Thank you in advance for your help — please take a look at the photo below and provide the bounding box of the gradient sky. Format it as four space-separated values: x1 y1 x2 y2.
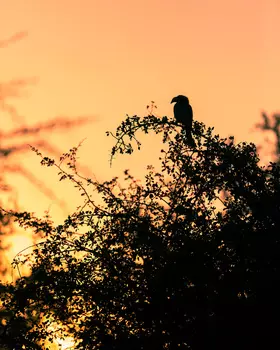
1 0 280 276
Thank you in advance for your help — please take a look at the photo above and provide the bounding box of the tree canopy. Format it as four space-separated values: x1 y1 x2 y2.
1 113 280 349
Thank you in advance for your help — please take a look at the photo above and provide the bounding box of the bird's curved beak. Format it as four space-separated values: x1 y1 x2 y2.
171 97 176 104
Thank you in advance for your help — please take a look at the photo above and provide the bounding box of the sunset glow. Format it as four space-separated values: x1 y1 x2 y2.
1 0 280 322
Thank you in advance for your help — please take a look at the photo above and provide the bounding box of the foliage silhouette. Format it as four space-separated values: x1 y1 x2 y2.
0 74 92 277
1 113 280 349
255 111 280 164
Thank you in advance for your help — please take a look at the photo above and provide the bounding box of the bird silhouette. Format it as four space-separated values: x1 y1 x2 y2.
171 95 195 146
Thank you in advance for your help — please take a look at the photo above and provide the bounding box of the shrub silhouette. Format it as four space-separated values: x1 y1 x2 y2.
1 114 280 349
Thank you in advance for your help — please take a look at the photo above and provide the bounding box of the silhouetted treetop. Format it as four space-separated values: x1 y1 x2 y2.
0 112 280 349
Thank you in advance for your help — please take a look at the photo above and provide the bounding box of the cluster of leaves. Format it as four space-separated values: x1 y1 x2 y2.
1 114 280 349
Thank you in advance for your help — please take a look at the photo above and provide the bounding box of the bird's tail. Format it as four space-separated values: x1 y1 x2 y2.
184 129 195 147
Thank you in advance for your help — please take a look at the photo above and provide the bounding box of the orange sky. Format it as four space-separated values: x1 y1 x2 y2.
1 0 280 275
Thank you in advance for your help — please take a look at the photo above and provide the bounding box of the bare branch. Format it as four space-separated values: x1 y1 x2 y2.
0 31 28 48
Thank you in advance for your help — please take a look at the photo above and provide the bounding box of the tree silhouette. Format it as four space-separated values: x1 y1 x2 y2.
0 77 92 279
0 34 93 279
1 112 280 349
0 77 91 204
0 31 28 49
255 111 280 164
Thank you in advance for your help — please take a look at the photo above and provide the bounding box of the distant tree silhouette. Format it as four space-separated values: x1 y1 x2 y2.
1 110 280 349
0 31 28 48
0 34 93 278
0 78 91 204
0 78 92 279
255 111 280 164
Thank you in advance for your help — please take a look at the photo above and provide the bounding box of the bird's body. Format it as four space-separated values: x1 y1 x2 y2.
171 95 194 146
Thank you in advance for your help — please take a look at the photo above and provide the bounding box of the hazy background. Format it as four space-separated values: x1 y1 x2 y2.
1 0 280 276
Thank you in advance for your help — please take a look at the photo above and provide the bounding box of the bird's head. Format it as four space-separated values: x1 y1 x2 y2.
171 95 189 104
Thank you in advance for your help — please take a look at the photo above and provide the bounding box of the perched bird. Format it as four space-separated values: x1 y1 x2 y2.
171 95 195 146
